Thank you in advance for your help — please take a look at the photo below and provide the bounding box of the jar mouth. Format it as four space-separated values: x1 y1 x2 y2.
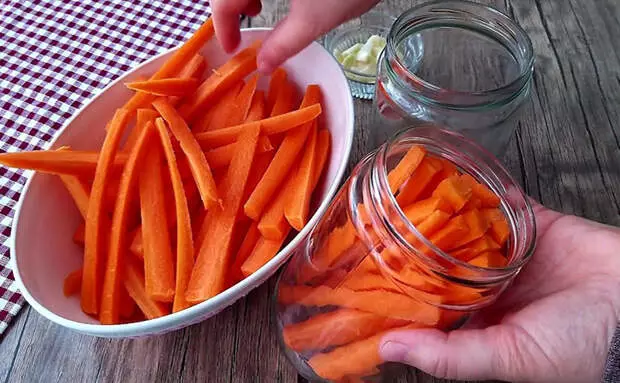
385 0 534 109
372 126 536 282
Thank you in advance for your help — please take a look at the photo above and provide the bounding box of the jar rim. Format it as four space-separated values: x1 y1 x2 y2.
385 0 535 109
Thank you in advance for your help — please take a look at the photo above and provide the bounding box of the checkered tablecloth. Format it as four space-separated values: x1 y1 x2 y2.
0 0 213 335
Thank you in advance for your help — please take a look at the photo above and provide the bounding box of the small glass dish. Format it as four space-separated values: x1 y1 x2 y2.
324 11 397 100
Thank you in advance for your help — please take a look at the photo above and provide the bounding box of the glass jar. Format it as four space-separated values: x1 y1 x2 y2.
273 126 536 382
371 0 534 157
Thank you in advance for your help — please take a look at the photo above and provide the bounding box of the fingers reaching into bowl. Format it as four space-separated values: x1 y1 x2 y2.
212 0 382 73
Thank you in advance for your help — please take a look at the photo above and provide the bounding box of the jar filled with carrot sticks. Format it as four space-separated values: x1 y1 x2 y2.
273 126 536 382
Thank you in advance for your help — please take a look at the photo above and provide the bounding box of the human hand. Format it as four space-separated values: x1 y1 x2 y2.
211 0 381 72
380 201 620 382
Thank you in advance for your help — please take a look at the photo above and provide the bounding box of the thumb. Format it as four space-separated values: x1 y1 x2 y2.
379 327 520 381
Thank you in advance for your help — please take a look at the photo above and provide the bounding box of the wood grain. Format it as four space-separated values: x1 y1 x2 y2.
3 0 620 382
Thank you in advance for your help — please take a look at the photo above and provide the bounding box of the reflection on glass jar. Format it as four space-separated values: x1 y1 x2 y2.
371 0 534 157
273 126 536 382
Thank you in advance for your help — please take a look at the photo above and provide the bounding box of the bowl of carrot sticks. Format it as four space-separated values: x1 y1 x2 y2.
4 20 355 337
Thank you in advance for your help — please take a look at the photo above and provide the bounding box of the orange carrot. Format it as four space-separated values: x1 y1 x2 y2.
124 109 159 152
123 18 215 113
396 157 442 206
179 40 261 122
245 85 322 220
245 90 266 122
257 169 297 241
63 268 83 297
284 121 318 230
482 208 511 246
169 54 207 106
341 272 401 293
100 121 154 324
447 209 490 250
266 67 287 114
228 74 259 125
152 98 220 209
469 251 507 268
203 136 273 168
139 140 175 302
126 78 199 97
59 175 90 219
119 285 137 319
411 210 452 239
73 223 86 245
311 129 331 188
270 81 296 117
0 150 127 177
283 308 409 352
460 174 501 208
450 235 501 261
387 145 426 193
240 230 290 277
195 103 322 148
229 221 261 283
432 176 473 212
402 196 453 226
419 158 460 199
82 108 130 315
428 215 470 251
186 123 261 302
192 81 243 132
155 118 195 312
123 256 169 319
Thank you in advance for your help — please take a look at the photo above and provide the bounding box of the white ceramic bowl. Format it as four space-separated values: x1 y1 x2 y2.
9 28 354 337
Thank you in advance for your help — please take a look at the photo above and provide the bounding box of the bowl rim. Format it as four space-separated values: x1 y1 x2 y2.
8 27 355 337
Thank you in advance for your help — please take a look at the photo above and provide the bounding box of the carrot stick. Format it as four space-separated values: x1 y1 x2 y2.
59 175 90 219
270 81 296 117
428 215 470 251
308 324 416 381
266 67 287 114
311 129 331 188
82 109 130 315
283 308 409 352
395 157 442 206
152 98 220 209
450 235 501 261
432 176 473 212
169 54 207 106
468 251 507 268
100 121 154 324
284 122 319 230
482 208 511 246
245 85 322 220
448 209 490 250
245 90 266 122
341 271 402 293
0 150 127 177
195 103 322 149
192 81 243 133
73 223 86 245
63 268 83 297
139 140 175 302
124 109 160 152
257 170 297 241
387 145 426 193
126 78 199 97
123 18 215 113
185 123 261 303
240 230 290 277
228 74 259 125
123 256 170 319
155 118 195 312
179 40 261 122
401 196 453 226
204 136 273 168
229 221 261 283
119 285 137 318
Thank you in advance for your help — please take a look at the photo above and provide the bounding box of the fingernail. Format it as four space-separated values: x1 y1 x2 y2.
380 341 409 362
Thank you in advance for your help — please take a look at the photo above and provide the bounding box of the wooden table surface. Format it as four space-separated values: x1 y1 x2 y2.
2 0 620 382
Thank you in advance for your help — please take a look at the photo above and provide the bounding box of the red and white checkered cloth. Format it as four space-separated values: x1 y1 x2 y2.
0 0 213 335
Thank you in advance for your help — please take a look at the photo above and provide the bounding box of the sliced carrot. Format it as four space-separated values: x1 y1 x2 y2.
270 81 296 117
450 235 501 261
0 150 127 177
119 285 137 318
123 18 215 113
419 157 460 199
229 221 261 283
192 81 243 133
308 324 417 382
396 157 442 206
228 74 259 125
73 223 86 245
266 67 287 114
186 123 261 303
100 121 154 324
460 174 501 208
257 169 297 241
123 256 170 319
482 208 511 246
203 136 273 168
469 251 507 268
82 108 130 315
447 209 490 250
63 268 83 297
169 54 207 106
432 176 472 212
195 103 322 149
245 85 321 220
245 90 266 122
240 230 290 277
179 40 261 122
124 109 160 152
412 210 452 238
139 140 175 302
152 98 220 209
427 215 470 252
59 175 90 219
126 78 199 97
155 118 195 312
341 272 401 293
283 308 409 352
402 196 453 226
284 121 318 230
311 129 331 188
387 145 426 193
